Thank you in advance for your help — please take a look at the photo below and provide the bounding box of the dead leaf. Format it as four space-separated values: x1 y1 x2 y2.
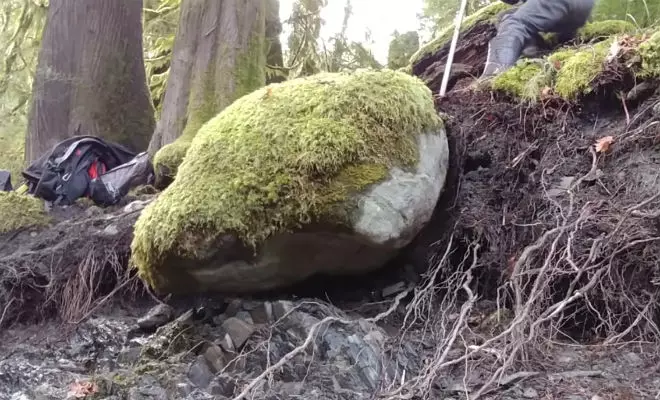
595 135 615 153
67 380 98 398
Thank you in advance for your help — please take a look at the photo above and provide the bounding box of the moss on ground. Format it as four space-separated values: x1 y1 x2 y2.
131 69 443 290
409 2 512 67
576 20 638 42
0 192 50 234
551 39 614 99
490 23 660 101
638 31 660 78
490 60 552 101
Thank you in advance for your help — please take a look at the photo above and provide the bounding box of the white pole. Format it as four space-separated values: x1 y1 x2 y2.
439 0 470 97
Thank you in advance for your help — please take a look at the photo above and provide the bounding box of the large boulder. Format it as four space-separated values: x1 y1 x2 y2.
131 69 449 295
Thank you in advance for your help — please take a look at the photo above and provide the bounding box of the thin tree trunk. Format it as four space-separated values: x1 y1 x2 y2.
147 0 205 154
26 0 155 163
148 0 268 182
266 0 285 84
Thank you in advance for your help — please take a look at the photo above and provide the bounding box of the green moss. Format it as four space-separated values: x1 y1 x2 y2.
130 69 443 290
490 60 552 101
638 31 660 78
410 2 512 66
490 38 614 101
550 39 613 99
577 20 637 42
0 192 50 234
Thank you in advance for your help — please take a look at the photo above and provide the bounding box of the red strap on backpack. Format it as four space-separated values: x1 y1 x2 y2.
88 160 107 180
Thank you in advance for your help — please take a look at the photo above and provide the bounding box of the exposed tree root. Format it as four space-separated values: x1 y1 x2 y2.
0 197 153 329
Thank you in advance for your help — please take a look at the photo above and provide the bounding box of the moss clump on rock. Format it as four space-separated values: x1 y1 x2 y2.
637 31 660 78
131 69 443 290
409 2 512 67
489 37 615 100
550 39 614 99
0 192 50 234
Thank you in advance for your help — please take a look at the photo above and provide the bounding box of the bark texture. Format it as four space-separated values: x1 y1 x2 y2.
26 0 155 163
266 0 285 84
148 0 268 154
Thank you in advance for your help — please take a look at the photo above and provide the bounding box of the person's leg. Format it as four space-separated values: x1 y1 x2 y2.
482 0 574 77
554 0 595 44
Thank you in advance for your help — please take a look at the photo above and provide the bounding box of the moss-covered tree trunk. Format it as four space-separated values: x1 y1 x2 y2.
266 0 285 84
25 0 155 164
148 0 268 184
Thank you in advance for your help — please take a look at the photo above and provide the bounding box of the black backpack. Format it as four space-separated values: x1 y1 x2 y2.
22 136 138 206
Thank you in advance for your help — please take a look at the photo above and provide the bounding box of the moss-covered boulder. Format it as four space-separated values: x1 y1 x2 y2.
0 192 50 234
130 69 449 295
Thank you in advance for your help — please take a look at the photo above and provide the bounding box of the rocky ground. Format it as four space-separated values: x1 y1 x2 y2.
2 293 658 400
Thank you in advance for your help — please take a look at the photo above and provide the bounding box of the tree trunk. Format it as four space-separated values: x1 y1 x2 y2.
25 0 155 164
148 0 268 179
266 0 285 84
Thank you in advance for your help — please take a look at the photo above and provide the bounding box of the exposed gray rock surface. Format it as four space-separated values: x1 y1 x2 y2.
0 298 419 400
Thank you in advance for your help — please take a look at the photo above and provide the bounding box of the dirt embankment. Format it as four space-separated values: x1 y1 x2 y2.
409 17 660 342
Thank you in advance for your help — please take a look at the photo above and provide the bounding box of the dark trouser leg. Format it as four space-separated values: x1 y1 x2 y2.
482 0 595 77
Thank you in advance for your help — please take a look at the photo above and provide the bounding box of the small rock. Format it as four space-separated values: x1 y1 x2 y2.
176 382 194 397
234 311 254 325
240 300 261 311
591 396 604 400
123 199 150 213
272 300 293 321
223 299 242 318
208 374 236 397
137 304 175 331
522 387 538 398
102 224 120 236
203 343 226 373
221 317 256 350
187 355 214 389
85 206 103 217
217 333 235 353
248 302 271 324
623 351 643 366
279 382 303 396
117 347 141 365
213 314 228 326
382 281 407 298
57 359 86 373
127 384 168 399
